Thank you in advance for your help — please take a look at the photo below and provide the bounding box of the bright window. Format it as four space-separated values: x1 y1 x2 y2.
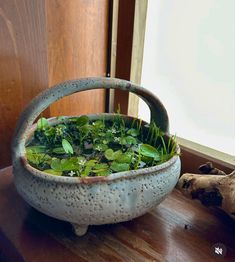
139 0 235 156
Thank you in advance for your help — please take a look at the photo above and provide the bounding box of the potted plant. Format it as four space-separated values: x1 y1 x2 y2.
26 112 178 177
12 77 181 236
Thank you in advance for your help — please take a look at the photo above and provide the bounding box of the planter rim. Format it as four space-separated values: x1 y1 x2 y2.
20 113 180 185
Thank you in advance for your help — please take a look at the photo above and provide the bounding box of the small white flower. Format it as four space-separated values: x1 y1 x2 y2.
114 137 120 142
111 128 117 134
78 159 86 166
56 126 63 136
68 171 76 177
96 145 102 151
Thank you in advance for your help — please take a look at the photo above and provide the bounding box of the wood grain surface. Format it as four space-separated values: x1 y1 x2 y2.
0 0 49 168
0 0 109 168
0 166 235 262
46 0 108 117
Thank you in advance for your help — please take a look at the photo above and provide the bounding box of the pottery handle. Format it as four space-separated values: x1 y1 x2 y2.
12 77 169 161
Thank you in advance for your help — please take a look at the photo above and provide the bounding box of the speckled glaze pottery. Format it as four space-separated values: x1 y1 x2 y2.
12 77 181 236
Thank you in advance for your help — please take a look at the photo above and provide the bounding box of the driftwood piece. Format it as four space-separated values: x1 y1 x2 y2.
177 162 235 219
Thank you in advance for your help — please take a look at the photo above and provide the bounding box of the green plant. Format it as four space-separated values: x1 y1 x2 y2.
26 113 178 177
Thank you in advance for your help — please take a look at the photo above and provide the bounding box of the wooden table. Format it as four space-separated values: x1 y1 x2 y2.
0 167 234 262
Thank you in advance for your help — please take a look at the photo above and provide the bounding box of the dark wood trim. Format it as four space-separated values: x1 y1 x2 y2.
181 148 234 175
113 0 136 114
105 0 113 113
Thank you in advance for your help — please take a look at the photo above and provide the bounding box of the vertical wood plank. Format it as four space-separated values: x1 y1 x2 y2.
0 0 48 168
0 0 110 168
113 0 135 114
112 0 148 117
46 0 109 116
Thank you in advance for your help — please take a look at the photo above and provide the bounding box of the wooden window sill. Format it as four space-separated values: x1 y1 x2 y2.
0 166 235 261
177 137 234 175
178 136 235 169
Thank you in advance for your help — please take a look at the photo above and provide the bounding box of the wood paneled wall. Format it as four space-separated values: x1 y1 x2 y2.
46 0 108 116
0 0 109 168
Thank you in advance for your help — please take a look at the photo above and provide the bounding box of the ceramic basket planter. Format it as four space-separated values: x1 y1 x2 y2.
12 77 181 236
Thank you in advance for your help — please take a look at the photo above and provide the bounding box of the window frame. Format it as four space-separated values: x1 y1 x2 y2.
110 0 235 173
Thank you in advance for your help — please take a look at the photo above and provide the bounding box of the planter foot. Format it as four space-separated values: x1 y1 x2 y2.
72 224 88 236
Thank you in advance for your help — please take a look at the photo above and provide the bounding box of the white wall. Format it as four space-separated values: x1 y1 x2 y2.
139 0 235 156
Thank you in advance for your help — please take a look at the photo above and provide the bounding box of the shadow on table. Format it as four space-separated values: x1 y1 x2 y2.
170 207 235 262
19 207 168 261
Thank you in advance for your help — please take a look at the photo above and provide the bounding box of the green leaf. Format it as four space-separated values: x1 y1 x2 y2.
62 158 79 170
110 162 129 172
26 145 47 153
140 144 160 160
94 144 108 152
119 137 127 145
52 147 66 154
113 150 122 159
95 163 108 169
85 159 97 167
81 166 92 177
97 169 110 176
141 155 154 163
104 149 122 160
79 125 90 137
51 157 79 171
93 163 108 170
125 136 137 145
154 153 161 161
44 126 56 137
116 152 132 163
44 169 62 176
62 139 74 154
37 117 48 129
76 116 89 126
92 120 104 129
26 151 51 166
77 156 86 164
127 128 139 137
104 149 114 160
51 158 63 171
93 168 109 174
102 139 108 144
